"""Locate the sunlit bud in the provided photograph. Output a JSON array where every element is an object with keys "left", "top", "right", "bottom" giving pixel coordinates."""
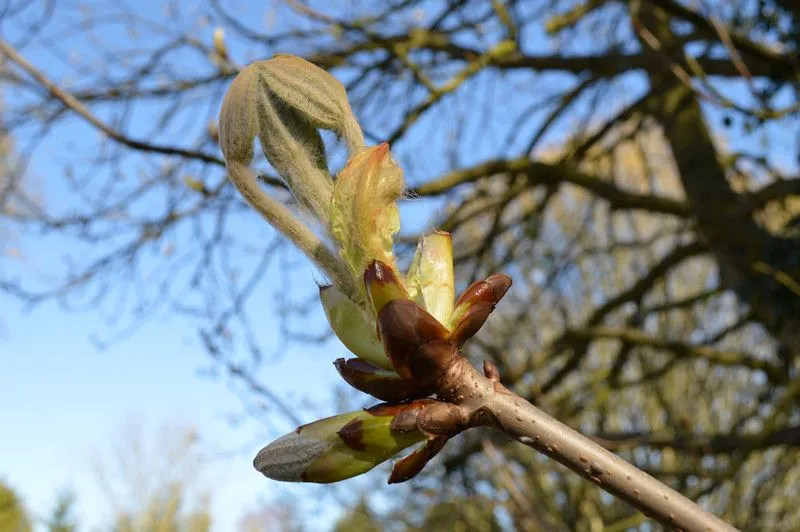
[
  {"left": 207, "top": 120, "right": 219, "bottom": 143},
  {"left": 448, "top": 274, "right": 512, "bottom": 345},
  {"left": 377, "top": 298, "right": 455, "bottom": 380},
  {"left": 406, "top": 232, "right": 455, "bottom": 327},
  {"left": 183, "top": 177, "right": 207, "bottom": 195},
  {"left": 253, "top": 402, "right": 433, "bottom": 484},
  {"left": 320, "top": 285, "right": 391, "bottom": 370},
  {"left": 213, "top": 28, "right": 228, "bottom": 60},
  {"left": 364, "top": 260, "right": 409, "bottom": 315},
  {"left": 334, "top": 358, "right": 432, "bottom": 401},
  {"left": 330, "top": 145, "right": 404, "bottom": 282}
]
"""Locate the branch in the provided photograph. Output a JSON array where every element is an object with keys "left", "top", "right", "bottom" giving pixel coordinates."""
[
  {"left": 595, "top": 425, "right": 800, "bottom": 453},
  {"left": 412, "top": 157, "right": 692, "bottom": 217},
  {"left": 564, "top": 326, "right": 785, "bottom": 383},
  {"left": 441, "top": 358, "right": 737, "bottom": 532},
  {"left": 650, "top": 0, "right": 798, "bottom": 78},
  {"left": 743, "top": 177, "right": 800, "bottom": 212},
  {"left": 310, "top": 35, "right": 796, "bottom": 80},
  {"left": 0, "top": 40, "right": 226, "bottom": 167},
  {"left": 542, "top": 241, "right": 708, "bottom": 393}
]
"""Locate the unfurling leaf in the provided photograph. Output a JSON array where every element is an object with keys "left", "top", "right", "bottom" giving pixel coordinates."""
[
  {"left": 219, "top": 54, "right": 363, "bottom": 224},
  {"left": 260, "top": 55, "right": 363, "bottom": 152},
  {"left": 406, "top": 232, "right": 455, "bottom": 327},
  {"left": 330, "top": 144, "right": 404, "bottom": 284}
]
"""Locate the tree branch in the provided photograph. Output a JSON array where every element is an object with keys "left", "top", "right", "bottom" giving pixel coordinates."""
[
  {"left": 440, "top": 358, "right": 737, "bottom": 532},
  {"left": 0, "top": 39, "right": 226, "bottom": 167},
  {"left": 412, "top": 157, "right": 692, "bottom": 217},
  {"left": 563, "top": 326, "right": 785, "bottom": 383},
  {"left": 595, "top": 424, "right": 800, "bottom": 453}
]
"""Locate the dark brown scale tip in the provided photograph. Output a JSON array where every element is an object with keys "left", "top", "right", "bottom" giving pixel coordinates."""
[
  {"left": 334, "top": 357, "right": 383, "bottom": 375},
  {"left": 453, "top": 273, "right": 512, "bottom": 308},
  {"left": 364, "top": 260, "right": 408, "bottom": 312},
  {"left": 335, "top": 358, "right": 433, "bottom": 402},
  {"left": 363, "top": 260, "right": 402, "bottom": 288},
  {"left": 388, "top": 437, "right": 448, "bottom": 484},
  {"left": 337, "top": 419, "right": 366, "bottom": 451}
]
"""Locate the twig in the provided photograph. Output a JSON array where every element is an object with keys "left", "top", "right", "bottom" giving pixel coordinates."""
[
  {"left": 0, "top": 39, "right": 225, "bottom": 166},
  {"left": 440, "top": 358, "right": 739, "bottom": 531}
]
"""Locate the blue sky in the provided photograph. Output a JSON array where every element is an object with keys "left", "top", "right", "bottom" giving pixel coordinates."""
[{"left": 2, "top": 1, "right": 798, "bottom": 530}]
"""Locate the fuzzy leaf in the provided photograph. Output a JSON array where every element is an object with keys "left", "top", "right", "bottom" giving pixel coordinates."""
[{"left": 330, "top": 144, "right": 404, "bottom": 284}]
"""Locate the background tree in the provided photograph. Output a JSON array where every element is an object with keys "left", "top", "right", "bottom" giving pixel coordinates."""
[
  {"left": 332, "top": 498, "right": 382, "bottom": 532},
  {"left": 93, "top": 421, "right": 212, "bottom": 532},
  {"left": 1, "top": 0, "right": 798, "bottom": 529},
  {"left": 0, "top": 480, "right": 33, "bottom": 532},
  {"left": 45, "top": 489, "right": 79, "bottom": 532},
  {"left": 237, "top": 498, "right": 305, "bottom": 532}
]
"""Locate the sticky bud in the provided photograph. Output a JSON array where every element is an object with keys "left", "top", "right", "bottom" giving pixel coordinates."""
[
  {"left": 377, "top": 298, "right": 455, "bottom": 380},
  {"left": 448, "top": 274, "right": 512, "bottom": 345},
  {"left": 253, "top": 402, "right": 433, "bottom": 484},
  {"left": 334, "top": 358, "right": 432, "bottom": 401}
]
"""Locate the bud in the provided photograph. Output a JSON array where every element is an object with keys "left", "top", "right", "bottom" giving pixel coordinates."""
[
  {"left": 320, "top": 285, "right": 391, "bottom": 369},
  {"left": 448, "top": 274, "right": 512, "bottom": 345},
  {"left": 334, "top": 358, "right": 431, "bottom": 401},
  {"left": 330, "top": 144, "right": 404, "bottom": 282},
  {"left": 376, "top": 299, "right": 456, "bottom": 380},
  {"left": 364, "top": 260, "right": 456, "bottom": 380},
  {"left": 212, "top": 28, "right": 228, "bottom": 60},
  {"left": 183, "top": 177, "right": 207, "bottom": 194},
  {"left": 406, "top": 232, "right": 455, "bottom": 327},
  {"left": 253, "top": 402, "right": 432, "bottom": 484}
]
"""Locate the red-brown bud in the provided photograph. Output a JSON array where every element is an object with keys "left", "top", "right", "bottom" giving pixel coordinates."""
[
  {"left": 377, "top": 299, "right": 456, "bottom": 380},
  {"left": 449, "top": 274, "right": 512, "bottom": 344},
  {"left": 388, "top": 437, "right": 448, "bottom": 484},
  {"left": 334, "top": 358, "right": 432, "bottom": 401}
]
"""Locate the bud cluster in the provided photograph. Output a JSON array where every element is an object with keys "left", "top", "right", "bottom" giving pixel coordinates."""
[{"left": 219, "top": 54, "right": 511, "bottom": 485}]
